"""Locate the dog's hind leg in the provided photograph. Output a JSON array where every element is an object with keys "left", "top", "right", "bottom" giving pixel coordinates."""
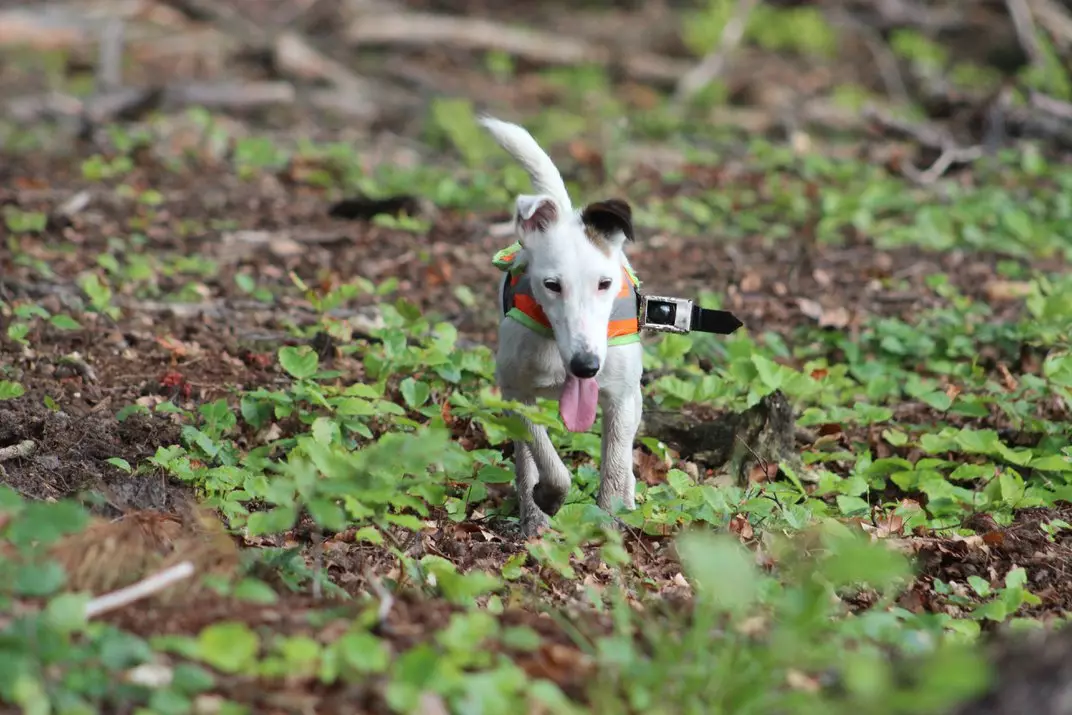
[{"left": 596, "top": 383, "right": 642, "bottom": 515}]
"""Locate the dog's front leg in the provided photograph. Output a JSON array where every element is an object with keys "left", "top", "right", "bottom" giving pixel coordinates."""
[
  {"left": 515, "top": 413, "right": 572, "bottom": 518},
  {"left": 596, "top": 384, "right": 642, "bottom": 515},
  {"left": 511, "top": 439, "right": 549, "bottom": 537}
]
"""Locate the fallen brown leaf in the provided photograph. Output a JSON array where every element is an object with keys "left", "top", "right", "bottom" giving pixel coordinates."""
[
  {"left": 796, "top": 298, "right": 850, "bottom": 329},
  {"left": 998, "top": 363, "right": 1019, "bottom": 391},
  {"left": 786, "top": 669, "right": 821, "bottom": 693},
  {"left": 748, "top": 462, "right": 778, "bottom": 483},
  {"left": 982, "top": 530, "right": 1006, "bottom": 546},
  {"left": 984, "top": 279, "right": 1034, "bottom": 302},
  {"left": 739, "top": 271, "right": 763, "bottom": 292},
  {"left": 729, "top": 514, "right": 754, "bottom": 541},
  {"left": 634, "top": 447, "right": 671, "bottom": 486}
]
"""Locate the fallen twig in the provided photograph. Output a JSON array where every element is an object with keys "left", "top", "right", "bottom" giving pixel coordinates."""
[
  {"left": 674, "top": 0, "right": 756, "bottom": 103},
  {"left": 901, "top": 144, "right": 985, "bottom": 185},
  {"left": 345, "top": 11, "right": 688, "bottom": 86},
  {"left": 1030, "top": 91, "right": 1072, "bottom": 121},
  {"left": 862, "top": 105, "right": 952, "bottom": 151},
  {"left": 1029, "top": 0, "right": 1072, "bottom": 49},
  {"left": 368, "top": 572, "right": 394, "bottom": 627},
  {"left": 55, "top": 190, "right": 93, "bottom": 220},
  {"left": 84, "top": 561, "right": 195, "bottom": 619},
  {"left": 57, "top": 353, "right": 99, "bottom": 384},
  {"left": 0, "top": 2, "right": 185, "bottom": 51},
  {"left": 862, "top": 103, "right": 986, "bottom": 183},
  {"left": 839, "top": 0, "right": 966, "bottom": 33},
  {"left": 159, "top": 0, "right": 374, "bottom": 93},
  {"left": 97, "top": 17, "right": 125, "bottom": 93},
  {"left": 1005, "top": 0, "right": 1044, "bottom": 66},
  {"left": 0, "top": 440, "right": 36, "bottom": 463},
  {"left": 827, "top": 7, "right": 910, "bottom": 106},
  {"left": 5, "top": 82, "right": 297, "bottom": 124}
]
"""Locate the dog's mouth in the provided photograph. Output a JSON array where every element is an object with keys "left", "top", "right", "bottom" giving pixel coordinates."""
[{"left": 559, "top": 375, "right": 599, "bottom": 432}]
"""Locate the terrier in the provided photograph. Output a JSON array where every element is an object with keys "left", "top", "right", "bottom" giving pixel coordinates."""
[{"left": 481, "top": 116, "right": 645, "bottom": 536}]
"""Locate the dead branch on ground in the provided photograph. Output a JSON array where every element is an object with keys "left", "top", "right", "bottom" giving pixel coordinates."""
[
  {"left": 5, "top": 82, "right": 298, "bottom": 124},
  {"left": 158, "top": 0, "right": 371, "bottom": 92},
  {"left": 84, "top": 561, "right": 196, "bottom": 619},
  {"left": 1005, "top": 0, "right": 1045, "bottom": 65},
  {"left": 344, "top": 11, "right": 689, "bottom": 87},
  {"left": 674, "top": 0, "right": 756, "bottom": 103},
  {"left": 862, "top": 106, "right": 986, "bottom": 184}
]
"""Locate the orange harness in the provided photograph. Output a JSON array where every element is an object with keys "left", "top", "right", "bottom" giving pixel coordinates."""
[{"left": 492, "top": 242, "right": 642, "bottom": 346}]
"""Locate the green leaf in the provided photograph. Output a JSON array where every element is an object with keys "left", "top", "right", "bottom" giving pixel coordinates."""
[
  {"left": 196, "top": 622, "right": 260, "bottom": 674},
  {"left": 967, "top": 575, "right": 991, "bottom": 597},
  {"left": 352, "top": 526, "right": 383, "bottom": 545},
  {"left": 278, "top": 346, "right": 319, "bottom": 380},
  {"left": 399, "top": 378, "right": 431, "bottom": 409},
  {"left": 311, "top": 417, "right": 338, "bottom": 446},
  {"left": 106, "top": 457, "right": 133, "bottom": 473},
  {"left": 383, "top": 512, "right": 424, "bottom": 531},
  {"left": 1001, "top": 209, "right": 1034, "bottom": 242},
  {"left": 500, "top": 626, "right": 541, "bottom": 651},
  {"left": 920, "top": 390, "right": 953, "bottom": 411},
  {"left": 1005, "top": 566, "right": 1028, "bottom": 589},
  {"left": 836, "top": 495, "right": 870, "bottom": 517},
  {"left": 751, "top": 354, "right": 784, "bottom": 391},
  {"left": 973, "top": 599, "right": 1008, "bottom": 622},
  {"left": 998, "top": 469, "right": 1026, "bottom": 506},
  {"left": 6, "top": 500, "right": 89, "bottom": 548},
  {"left": 667, "top": 469, "right": 693, "bottom": 495},
  {"left": 477, "top": 466, "right": 514, "bottom": 484},
  {"left": 15, "top": 561, "right": 67, "bottom": 597},
  {"left": 246, "top": 505, "right": 298, "bottom": 536},
  {"left": 675, "top": 530, "right": 757, "bottom": 614},
  {"left": 48, "top": 314, "right": 82, "bottom": 331},
  {"left": 818, "top": 524, "right": 911, "bottom": 590},
  {"left": 0, "top": 380, "right": 26, "bottom": 400},
  {"left": 882, "top": 429, "right": 908, "bottom": 447},
  {"left": 335, "top": 397, "right": 376, "bottom": 416},
  {"left": 501, "top": 552, "right": 527, "bottom": 580},
  {"left": 44, "top": 592, "right": 91, "bottom": 633},
  {"left": 1031, "top": 454, "right": 1072, "bottom": 472},
  {"left": 232, "top": 578, "right": 278, "bottom": 604},
  {"left": 335, "top": 631, "right": 389, "bottom": 674}
]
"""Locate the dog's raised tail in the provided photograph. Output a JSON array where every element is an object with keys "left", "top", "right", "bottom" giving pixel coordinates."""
[{"left": 478, "top": 116, "right": 573, "bottom": 213}]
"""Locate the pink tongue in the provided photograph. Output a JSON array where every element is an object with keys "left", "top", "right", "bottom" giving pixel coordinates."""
[{"left": 560, "top": 376, "right": 599, "bottom": 432}]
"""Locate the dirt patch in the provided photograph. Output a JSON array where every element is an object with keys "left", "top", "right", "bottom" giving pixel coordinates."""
[
  {"left": 0, "top": 396, "right": 186, "bottom": 514},
  {"left": 898, "top": 506, "right": 1072, "bottom": 621}
]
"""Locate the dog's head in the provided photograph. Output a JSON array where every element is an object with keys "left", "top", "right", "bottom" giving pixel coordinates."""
[
  {"left": 513, "top": 194, "right": 634, "bottom": 378},
  {"left": 479, "top": 115, "right": 636, "bottom": 379}
]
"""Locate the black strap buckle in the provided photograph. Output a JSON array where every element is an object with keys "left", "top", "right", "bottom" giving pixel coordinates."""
[{"left": 638, "top": 294, "right": 743, "bottom": 335}]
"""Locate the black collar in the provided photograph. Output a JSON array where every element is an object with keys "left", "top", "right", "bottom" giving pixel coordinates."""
[{"left": 636, "top": 293, "right": 743, "bottom": 335}]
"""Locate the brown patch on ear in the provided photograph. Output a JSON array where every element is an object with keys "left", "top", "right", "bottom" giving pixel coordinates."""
[
  {"left": 581, "top": 199, "right": 634, "bottom": 243},
  {"left": 518, "top": 198, "right": 558, "bottom": 234},
  {"left": 583, "top": 225, "right": 612, "bottom": 255}
]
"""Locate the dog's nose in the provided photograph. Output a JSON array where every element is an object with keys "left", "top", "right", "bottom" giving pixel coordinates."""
[{"left": 568, "top": 352, "right": 600, "bottom": 379}]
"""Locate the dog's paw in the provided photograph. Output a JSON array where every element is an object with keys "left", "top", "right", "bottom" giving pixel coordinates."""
[
  {"left": 519, "top": 510, "right": 551, "bottom": 539},
  {"left": 532, "top": 482, "right": 567, "bottom": 517}
]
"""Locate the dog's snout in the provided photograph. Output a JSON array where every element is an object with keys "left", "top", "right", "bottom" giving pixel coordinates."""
[{"left": 569, "top": 352, "right": 600, "bottom": 379}]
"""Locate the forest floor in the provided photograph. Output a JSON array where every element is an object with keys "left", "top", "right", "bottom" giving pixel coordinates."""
[{"left": 1, "top": 1, "right": 1071, "bottom": 713}]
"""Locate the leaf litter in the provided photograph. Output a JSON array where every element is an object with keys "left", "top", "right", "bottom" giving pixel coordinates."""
[{"left": 1, "top": 1, "right": 1072, "bottom": 711}]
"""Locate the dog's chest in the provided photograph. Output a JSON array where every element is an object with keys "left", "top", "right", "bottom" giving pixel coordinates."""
[{"left": 506, "top": 334, "right": 566, "bottom": 389}]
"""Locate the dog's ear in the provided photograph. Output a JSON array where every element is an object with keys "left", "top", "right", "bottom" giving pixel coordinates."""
[
  {"left": 581, "top": 199, "right": 634, "bottom": 245},
  {"left": 515, "top": 194, "right": 559, "bottom": 239}
]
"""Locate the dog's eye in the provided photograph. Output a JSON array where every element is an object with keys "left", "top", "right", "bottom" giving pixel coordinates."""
[
  {"left": 598, "top": 278, "right": 613, "bottom": 291},
  {"left": 543, "top": 279, "right": 562, "bottom": 293}
]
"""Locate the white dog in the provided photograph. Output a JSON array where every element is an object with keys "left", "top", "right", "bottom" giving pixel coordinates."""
[{"left": 480, "top": 116, "right": 645, "bottom": 537}]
